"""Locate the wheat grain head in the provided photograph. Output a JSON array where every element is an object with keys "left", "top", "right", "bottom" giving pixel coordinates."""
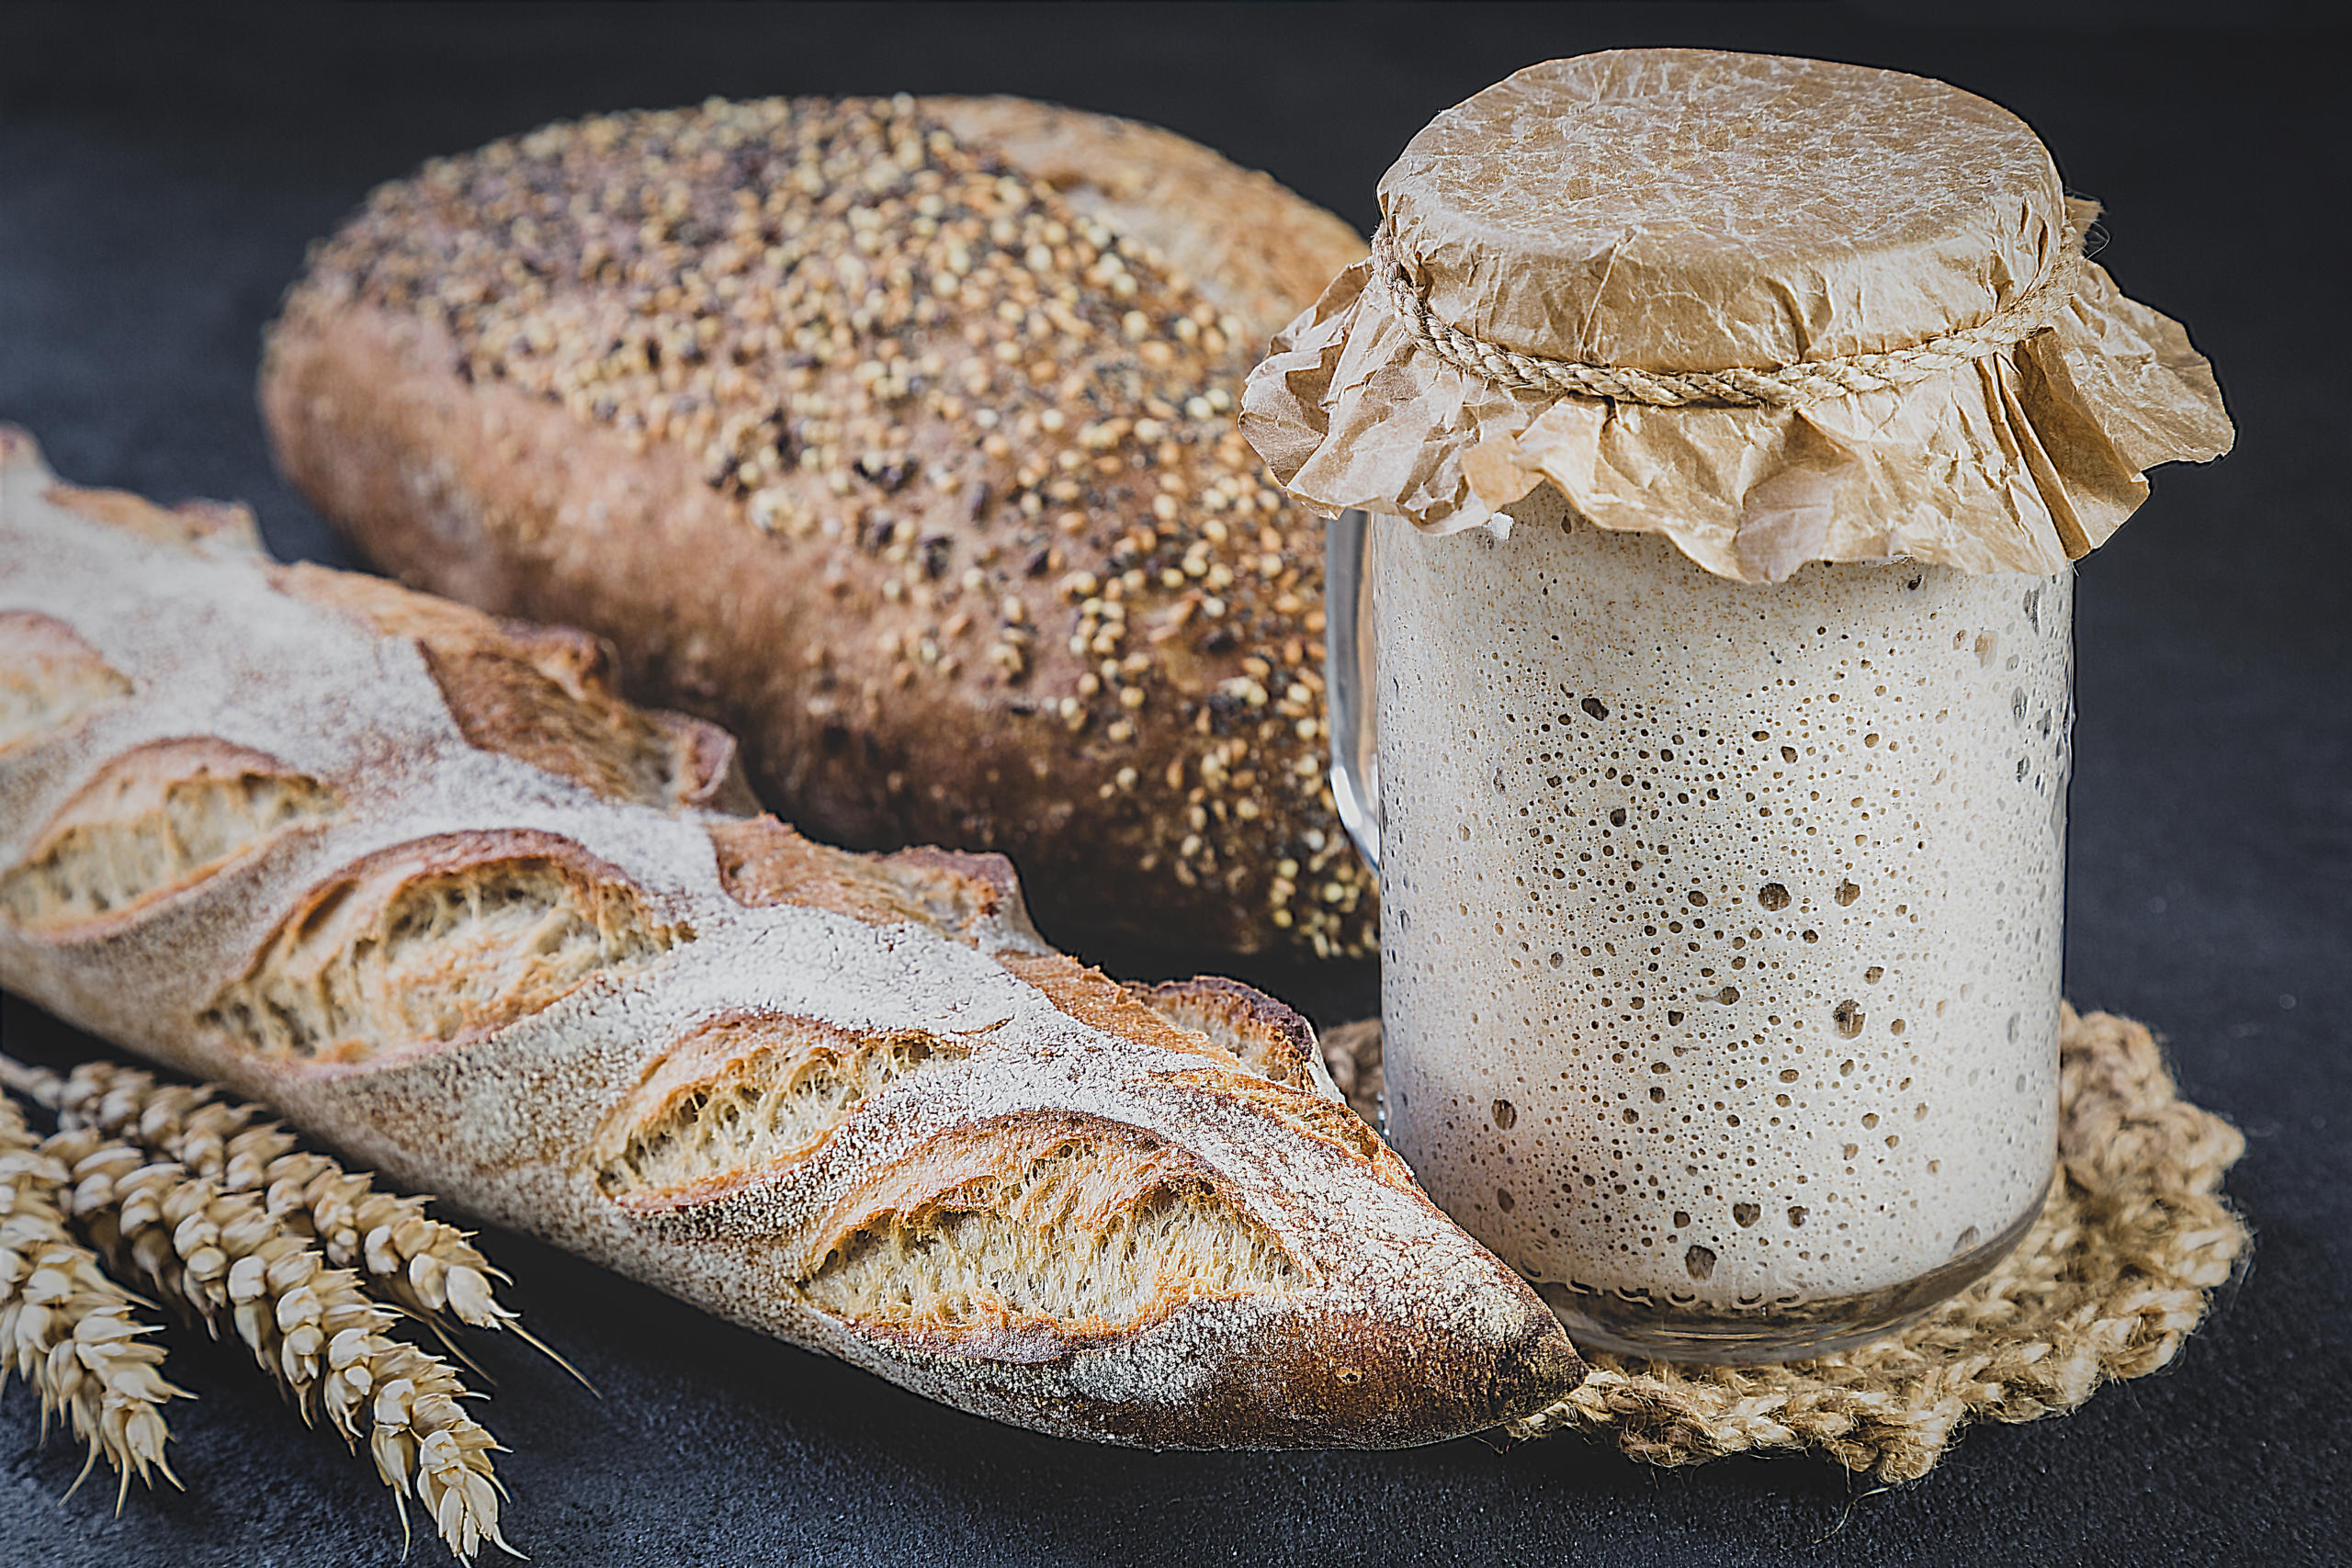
[
  {"left": 0, "top": 1095, "right": 187, "bottom": 1507},
  {"left": 50, "top": 1061, "right": 522, "bottom": 1337},
  {"left": 51, "top": 1131, "right": 518, "bottom": 1562}
]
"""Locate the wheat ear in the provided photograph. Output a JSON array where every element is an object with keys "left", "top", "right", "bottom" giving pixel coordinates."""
[
  {"left": 26, "top": 1059, "right": 531, "bottom": 1343},
  {"left": 51, "top": 1130, "right": 519, "bottom": 1562},
  {"left": 0, "top": 1093, "right": 187, "bottom": 1507}
]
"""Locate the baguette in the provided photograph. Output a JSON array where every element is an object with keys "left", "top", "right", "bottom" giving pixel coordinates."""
[
  {"left": 0, "top": 429, "right": 1580, "bottom": 1449},
  {"left": 259, "top": 94, "right": 1375, "bottom": 960}
]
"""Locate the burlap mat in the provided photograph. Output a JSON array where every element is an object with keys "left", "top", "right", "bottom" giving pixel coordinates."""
[{"left": 1317, "top": 1004, "right": 2249, "bottom": 1481}]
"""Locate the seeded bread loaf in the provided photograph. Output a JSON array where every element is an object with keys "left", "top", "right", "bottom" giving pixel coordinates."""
[
  {"left": 259, "top": 95, "right": 1375, "bottom": 959},
  {"left": 0, "top": 429, "right": 1579, "bottom": 1448}
]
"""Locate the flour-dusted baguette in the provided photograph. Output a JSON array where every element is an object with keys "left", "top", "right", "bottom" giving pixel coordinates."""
[
  {"left": 259, "top": 95, "right": 1376, "bottom": 960},
  {"left": 0, "top": 430, "right": 1579, "bottom": 1448}
]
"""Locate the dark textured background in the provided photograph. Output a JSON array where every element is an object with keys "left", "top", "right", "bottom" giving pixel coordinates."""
[{"left": 2, "top": 5, "right": 2345, "bottom": 1564}]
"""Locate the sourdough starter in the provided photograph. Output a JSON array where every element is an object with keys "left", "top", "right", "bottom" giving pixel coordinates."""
[{"left": 1375, "top": 505, "right": 2070, "bottom": 1308}]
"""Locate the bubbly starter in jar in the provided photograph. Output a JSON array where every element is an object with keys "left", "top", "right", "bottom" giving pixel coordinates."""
[{"left": 1375, "top": 502, "right": 2072, "bottom": 1312}]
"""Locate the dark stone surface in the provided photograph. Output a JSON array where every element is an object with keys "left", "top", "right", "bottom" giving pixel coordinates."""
[{"left": 2, "top": 6, "right": 2344, "bottom": 1564}]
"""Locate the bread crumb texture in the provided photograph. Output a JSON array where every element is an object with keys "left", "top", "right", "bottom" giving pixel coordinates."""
[
  {"left": 0, "top": 739, "right": 338, "bottom": 933},
  {"left": 0, "top": 610, "right": 131, "bottom": 753},
  {"left": 597, "top": 1013, "right": 972, "bottom": 1206},
  {"left": 282, "top": 94, "right": 1373, "bottom": 957},
  {"left": 799, "top": 1113, "right": 1293, "bottom": 1345},
  {"left": 203, "top": 831, "right": 684, "bottom": 1064}
]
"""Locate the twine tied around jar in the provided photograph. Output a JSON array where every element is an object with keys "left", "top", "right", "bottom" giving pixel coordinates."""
[
  {"left": 1317, "top": 1005, "right": 2250, "bottom": 1481},
  {"left": 1245, "top": 51, "right": 2232, "bottom": 572},
  {"left": 1367, "top": 217, "right": 2091, "bottom": 409}
]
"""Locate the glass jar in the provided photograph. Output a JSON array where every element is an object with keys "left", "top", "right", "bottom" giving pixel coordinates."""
[
  {"left": 1246, "top": 47, "right": 2229, "bottom": 1361},
  {"left": 1329, "top": 491, "right": 2072, "bottom": 1359}
]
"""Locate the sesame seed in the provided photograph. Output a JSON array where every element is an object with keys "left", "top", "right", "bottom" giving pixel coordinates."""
[{"left": 297, "top": 94, "right": 1378, "bottom": 956}]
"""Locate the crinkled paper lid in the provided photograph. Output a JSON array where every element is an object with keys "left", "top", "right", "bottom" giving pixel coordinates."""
[{"left": 1242, "top": 49, "right": 2234, "bottom": 581}]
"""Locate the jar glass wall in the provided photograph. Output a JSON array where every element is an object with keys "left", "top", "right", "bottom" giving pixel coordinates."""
[{"left": 1333, "top": 497, "right": 2071, "bottom": 1361}]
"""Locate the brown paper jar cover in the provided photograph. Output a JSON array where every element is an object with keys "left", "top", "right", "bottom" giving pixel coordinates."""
[{"left": 1241, "top": 49, "right": 2235, "bottom": 581}]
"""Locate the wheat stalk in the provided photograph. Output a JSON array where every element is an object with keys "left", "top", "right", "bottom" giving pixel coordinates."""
[
  {"left": 33, "top": 1060, "right": 529, "bottom": 1343},
  {"left": 0, "top": 1094, "right": 187, "bottom": 1507},
  {"left": 50, "top": 1127, "right": 519, "bottom": 1562}
]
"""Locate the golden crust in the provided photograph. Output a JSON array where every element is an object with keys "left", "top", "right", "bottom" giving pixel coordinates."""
[
  {"left": 707, "top": 812, "right": 1027, "bottom": 946},
  {"left": 41, "top": 481, "right": 265, "bottom": 554},
  {"left": 1133, "top": 974, "right": 1324, "bottom": 1088},
  {"left": 279, "top": 562, "right": 754, "bottom": 814}
]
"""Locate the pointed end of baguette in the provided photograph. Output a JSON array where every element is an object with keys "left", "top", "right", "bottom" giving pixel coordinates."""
[
  {"left": 1490, "top": 1308, "right": 1589, "bottom": 1426},
  {"left": 1320, "top": 1272, "right": 1588, "bottom": 1449},
  {"left": 966, "top": 1275, "right": 1586, "bottom": 1450}
]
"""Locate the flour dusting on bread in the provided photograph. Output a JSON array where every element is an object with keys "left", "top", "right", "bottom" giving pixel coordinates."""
[
  {"left": 594, "top": 1014, "right": 973, "bottom": 1207},
  {"left": 0, "top": 739, "right": 339, "bottom": 933},
  {"left": 0, "top": 429, "right": 1582, "bottom": 1448},
  {"left": 0, "top": 610, "right": 132, "bottom": 754}
]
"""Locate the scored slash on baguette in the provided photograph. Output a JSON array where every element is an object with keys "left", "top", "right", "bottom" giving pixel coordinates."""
[{"left": 0, "top": 427, "right": 1583, "bottom": 1448}]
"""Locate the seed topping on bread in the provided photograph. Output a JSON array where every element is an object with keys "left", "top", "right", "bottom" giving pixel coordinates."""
[{"left": 279, "top": 95, "right": 1374, "bottom": 956}]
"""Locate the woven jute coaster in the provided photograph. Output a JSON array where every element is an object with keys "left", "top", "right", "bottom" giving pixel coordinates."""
[{"left": 1317, "top": 1005, "right": 2249, "bottom": 1482}]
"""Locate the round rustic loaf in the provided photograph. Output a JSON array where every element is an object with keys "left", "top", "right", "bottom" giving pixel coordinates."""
[{"left": 261, "top": 94, "right": 1375, "bottom": 958}]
